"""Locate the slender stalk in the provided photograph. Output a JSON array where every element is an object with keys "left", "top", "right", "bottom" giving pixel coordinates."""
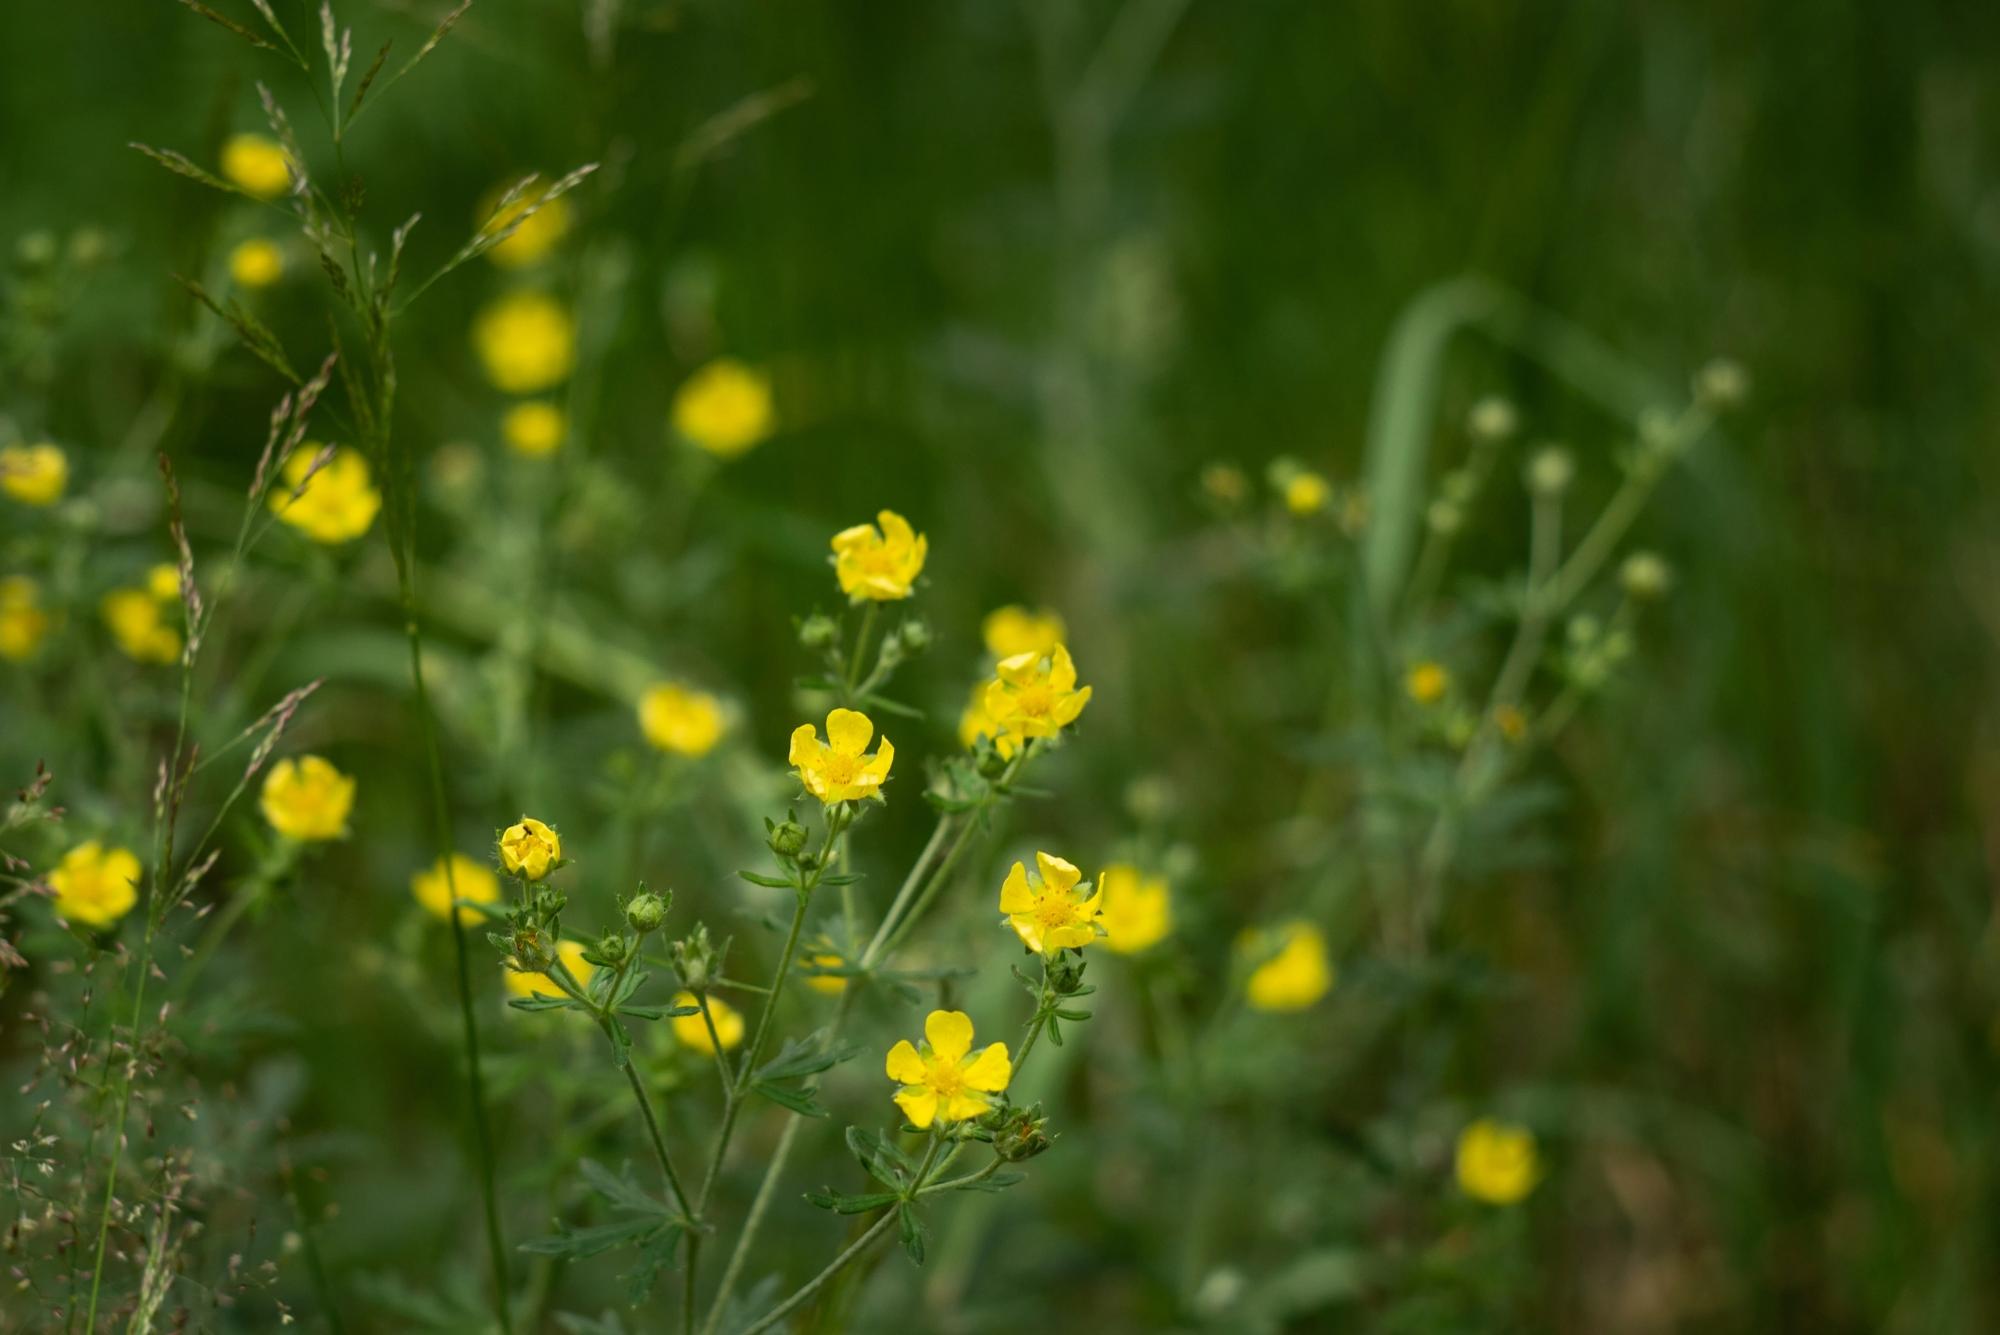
[
  {"left": 81, "top": 930, "right": 154, "bottom": 1328},
  {"left": 858, "top": 814, "right": 955, "bottom": 966},
  {"left": 738, "top": 1211, "right": 899, "bottom": 1335}
]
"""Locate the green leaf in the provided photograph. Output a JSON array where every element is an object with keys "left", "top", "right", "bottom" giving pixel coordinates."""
[
  {"left": 751, "top": 1080, "right": 828, "bottom": 1118},
  {"left": 577, "top": 1160, "right": 671, "bottom": 1218},
  {"left": 951, "top": 1171, "right": 1026, "bottom": 1194},
  {"left": 802, "top": 1188, "right": 898, "bottom": 1215},
  {"left": 518, "top": 1216, "right": 672, "bottom": 1260},
  {"left": 844, "top": 1127, "right": 912, "bottom": 1187},
  {"left": 507, "top": 995, "right": 579, "bottom": 1013},
  {"left": 737, "top": 869, "right": 795, "bottom": 889},
  {"left": 755, "top": 1030, "right": 856, "bottom": 1083},
  {"left": 897, "top": 1204, "right": 927, "bottom": 1266}
]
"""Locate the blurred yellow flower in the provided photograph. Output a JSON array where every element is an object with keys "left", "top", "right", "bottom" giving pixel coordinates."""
[
  {"left": 672, "top": 990, "right": 744, "bottom": 1053},
  {"left": 983, "top": 645, "right": 1092, "bottom": 744},
  {"left": 1493, "top": 703, "right": 1528, "bottom": 742},
  {"left": 800, "top": 949, "right": 849, "bottom": 995},
  {"left": 1405, "top": 661, "right": 1449, "bottom": 705},
  {"left": 0, "top": 577, "right": 51, "bottom": 661},
  {"left": 638, "top": 683, "right": 726, "bottom": 758},
  {"left": 220, "top": 133, "right": 293, "bottom": 199},
  {"left": 1, "top": 443, "right": 68, "bottom": 506},
  {"left": 672, "top": 358, "right": 775, "bottom": 459},
  {"left": 832, "top": 510, "right": 926, "bottom": 602},
  {"left": 505, "top": 938, "right": 594, "bottom": 1000},
  {"left": 789, "top": 707, "right": 894, "bottom": 805},
  {"left": 1455, "top": 1118, "right": 1541, "bottom": 1205},
  {"left": 981, "top": 605, "right": 1067, "bottom": 659},
  {"left": 411, "top": 853, "right": 502, "bottom": 924},
  {"left": 269, "top": 445, "right": 381, "bottom": 544},
  {"left": 48, "top": 841, "right": 141, "bottom": 928},
  {"left": 229, "top": 237, "right": 284, "bottom": 288},
  {"left": 1242, "top": 920, "right": 1333, "bottom": 1011},
  {"left": 500, "top": 400, "right": 565, "bottom": 457},
  {"left": 481, "top": 187, "right": 572, "bottom": 268},
  {"left": 146, "top": 563, "right": 181, "bottom": 602},
  {"left": 101, "top": 588, "right": 180, "bottom": 665},
  {"left": 499, "top": 817, "right": 562, "bottom": 881},
  {"left": 885, "top": 1009, "right": 1010, "bottom": 1129},
  {"left": 260, "top": 755, "right": 355, "bottom": 842},
  {"left": 957, "top": 681, "right": 1018, "bottom": 759},
  {"left": 473, "top": 291, "right": 575, "bottom": 394},
  {"left": 1284, "top": 471, "right": 1329, "bottom": 515},
  {"left": 1096, "top": 863, "right": 1171, "bottom": 954},
  {"left": 999, "top": 851, "right": 1101, "bottom": 954}
]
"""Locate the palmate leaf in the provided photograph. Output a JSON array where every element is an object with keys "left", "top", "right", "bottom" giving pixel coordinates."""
[
  {"left": 576, "top": 1159, "right": 671, "bottom": 1218},
  {"left": 949, "top": 1170, "right": 1026, "bottom": 1194},
  {"left": 754, "top": 1029, "right": 857, "bottom": 1083},
  {"left": 844, "top": 1126, "right": 913, "bottom": 1188},
  {"left": 751, "top": 1080, "right": 828, "bottom": 1118},
  {"left": 897, "top": 1204, "right": 927, "bottom": 1265},
  {"left": 518, "top": 1215, "right": 674, "bottom": 1261}
]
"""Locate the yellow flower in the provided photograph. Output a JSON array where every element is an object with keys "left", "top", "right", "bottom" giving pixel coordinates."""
[
  {"left": 800, "top": 949, "right": 849, "bottom": 996},
  {"left": 1284, "top": 471, "right": 1329, "bottom": 515},
  {"left": 671, "top": 990, "right": 745, "bottom": 1053},
  {"left": 500, "top": 400, "right": 565, "bottom": 457},
  {"left": 48, "top": 841, "right": 141, "bottom": 928},
  {"left": 220, "top": 133, "right": 293, "bottom": 199},
  {"left": 1, "top": 443, "right": 68, "bottom": 506},
  {"left": 473, "top": 291, "right": 575, "bottom": 394},
  {"left": 885, "top": 1010, "right": 1011, "bottom": 1129},
  {"left": 146, "top": 563, "right": 181, "bottom": 602},
  {"left": 269, "top": 445, "right": 381, "bottom": 544},
  {"left": 672, "top": 358, "right": 775, "bottom": 459},
  {"left": 982, "top": 645, "right": 1092, "bottom": 744},
  {"left": 229, "top": 238, "right": 284, "bottom": 288},
  {"left": 499, "top": 817, "right": 562, "bottom": 881},
  {"left": 1405, "top": 661, "right": 1450, "bottom": 705},
  {"left": 101, "top": 588, "right": 180, "bottom": 665},
  {"left": 0, "top": 577, "right": 51, "bottom": 662},
  {"left": 1455, "top": 1118, "right": 1541, "bottom": 1205},
  {"left": 957, "top": 681, "right": 1017, "bottom": 759},
  {"left": 505, "top": 938, "right": 594, "bottom": 1000},
  {"left": 831, "top": 510, "right": 927, "bottom": 602},
  {"left": 1096, "top": 863, "right": 1171, "bottom": 954},
  {"left": 481, "top": 187, "right": 572, "bottom": 269},
  {"left": 411, "top": 853, "right": 502, "bottom": 924},
  {"left": 260, "top": 755, "right": 355, "bottom": 842},
  {"left": 638, "top": 683, "right": 726, "bottom": 758},
  {"left": 1493, "top": 703, "right": 1528, "bottom": 742},
  {"left": 981, "top": 605, "right": 1067, "bottom": 659},
  {"left": 1242, "top": 920, "right": 1333, "bottom": 1012},
  {"left": 999, "top": 851, "right": 1101, "bottom": 955},
  {"left": 788, "top": 708, "right": 894, "bottom": 805}
]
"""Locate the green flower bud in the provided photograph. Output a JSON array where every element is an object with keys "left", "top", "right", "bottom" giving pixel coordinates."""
[
  {"left": 1467, "top": 396, "right": 1518, "bottom": 443},
  {"left": 625, "top": 891, "right": 669, "bottom": 933},
  {"left": 768, "top": 818, "right": 809, "bottom": 860},
  {"left": 510, "top": 926, "right": 556, "bottom": 975},
  {"left": 595, "top": 932, "right": 630, "bottom": 966},
  {"left": 672, "top": 924, "right": 719, "bottom": 992},
  {"left": 1526, "top": 447, "right": 1574, "bottom": 498},
  {"left": 797, "top": 613, "right": 838, "bottom": 651},
  {"left": 994, "top": 1103, "right": 1053, "bottom": 1162},
  {"left": 898, "top": 618, "right": 933, "bottom": 654},
  {"left": 1693, "top": 358, "right": 1749, "bottom": 411},
  {"left": 1619, "top": 551, "right": 1673, "bottom": 601}
]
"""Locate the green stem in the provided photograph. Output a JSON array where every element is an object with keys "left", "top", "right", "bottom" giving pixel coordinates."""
[{"left": 738, "top": 1211, "right": 899, "bottom": 1335}]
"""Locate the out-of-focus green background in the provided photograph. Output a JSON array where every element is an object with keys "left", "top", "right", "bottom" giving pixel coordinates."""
[{"left": 6, "top": 1, "right": 2000, "bottom": 1330}]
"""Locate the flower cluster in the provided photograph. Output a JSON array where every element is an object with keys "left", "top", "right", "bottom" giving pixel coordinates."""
[
  {"left": 269, "top": 446, "right": 381, "bottom": 545},
  {"left": 100, "top": 565, "right": 185, "bottom": 665}
]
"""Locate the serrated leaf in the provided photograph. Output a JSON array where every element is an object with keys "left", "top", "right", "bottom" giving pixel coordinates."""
[
  {"left": 577, "top": 1160, "right": 672, "bottom": 1217},
  {"left": 844, "top": 1127, "right": 912, "bottom": 1186},
  {"left": 897, "top": 1205, "right": 927, "bottom": 1265},
  {"left": 751, "top": 1081, "right": 828, "bottom": 1118},
  {"left": 802, "top": 1188, "right": 898, "bottom": 1215},
  {"left": 518, "top": 1216, "right": 671, "bottom": 1260}
]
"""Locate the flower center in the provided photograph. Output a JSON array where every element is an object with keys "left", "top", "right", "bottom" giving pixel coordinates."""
[
  {"left": 925, "top": 1058, "right": 965, "bottom": 1100},
  {"left": 820, "top": 753, "right": 862, "bottom": 785},
  {"left": 1013, "top": 684, "right": 1054, "bottom": 718},
  {"left": 1034, "top": 893, "right": 1073, "bottom": 929}
]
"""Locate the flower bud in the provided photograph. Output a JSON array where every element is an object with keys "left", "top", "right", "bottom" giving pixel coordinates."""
[
  {"left": 595, "top": 932, "right": 630, "bottom": 966},
  {"left": 1467, "top": 396, "right": 1518, "bottom": 443},
  {"left": 767, "top": 818, "right": 809, "bottom": 860},
  {"left": 797, "top": 614, "right": 838, "bottom": 651},
  {"left": 672, "top": 924, "right": 718, "bottom": 991},
  {"left": 994, "top": 1103, "right": 1053, "bottom": 1162},
  {"left": 510, "top": 926, "right": 556, "bottom": 975},
  {"left": 625, "top": 891, "right": 668, "bottom": 933},
  {"left": 1619, "top": 551, "right": 1673, "bottom": 601},
  {"left": 1047, "top": 950, "right": 1090, "bottom": 996},
  {"left": 898, "top": 618, "right": 932, "bottom": 655},
  {"left": 1693, "top": 358, "right": 1749, "bottom": 410},
  {"left": 1525, "top": 447, "right": 1574, "bottom": 498}
]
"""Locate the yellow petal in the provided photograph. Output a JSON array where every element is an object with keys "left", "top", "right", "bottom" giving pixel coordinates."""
[
  {"left": 885, "top": 1039, "right": 925, "bottom": 1084},
  {"left": 787, "top": 723, "right": 822, "bottom": 768},
  {"left": 924, "top": 1009, "right": 974, "bottom": 1064},
  {"left": 998, "top": 861, "right": 1034, "bottom": 913},
  {"left": 877, "top": 510, "right": 913, "bottom": 545},
  {"left": 995, "top": 651, "right": 1040, "bottom": 687},
  {"left": 1035, "top": 851, "right": 1081, "bottom": 894},
  {"left": 942, "top": 1092, "right": 991, "bottom": 1124},
  {"left": 893, "top": 1085, "right": 938, "bottom": 1129},
  {"left": 960, "top": 1042, "right": 1012, "bottom": 1093},
  {"left": 1007, "top": 913, "right": 1046, "bottom": 955},
  {"left": 863, "top": 736, "right": 894, "bottom": 783},
  {"left": 1049, "top": 643, "right": 1078, "bottom": 692},
  {"left": 1053, "top": 684, "right": 1093, "bottom": 727},
  {"left": 825, "top": 707, "right": 874, "bottom": 755},
  {"left": 830, "top": 523, "right": 876, "bottom": 554}
]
